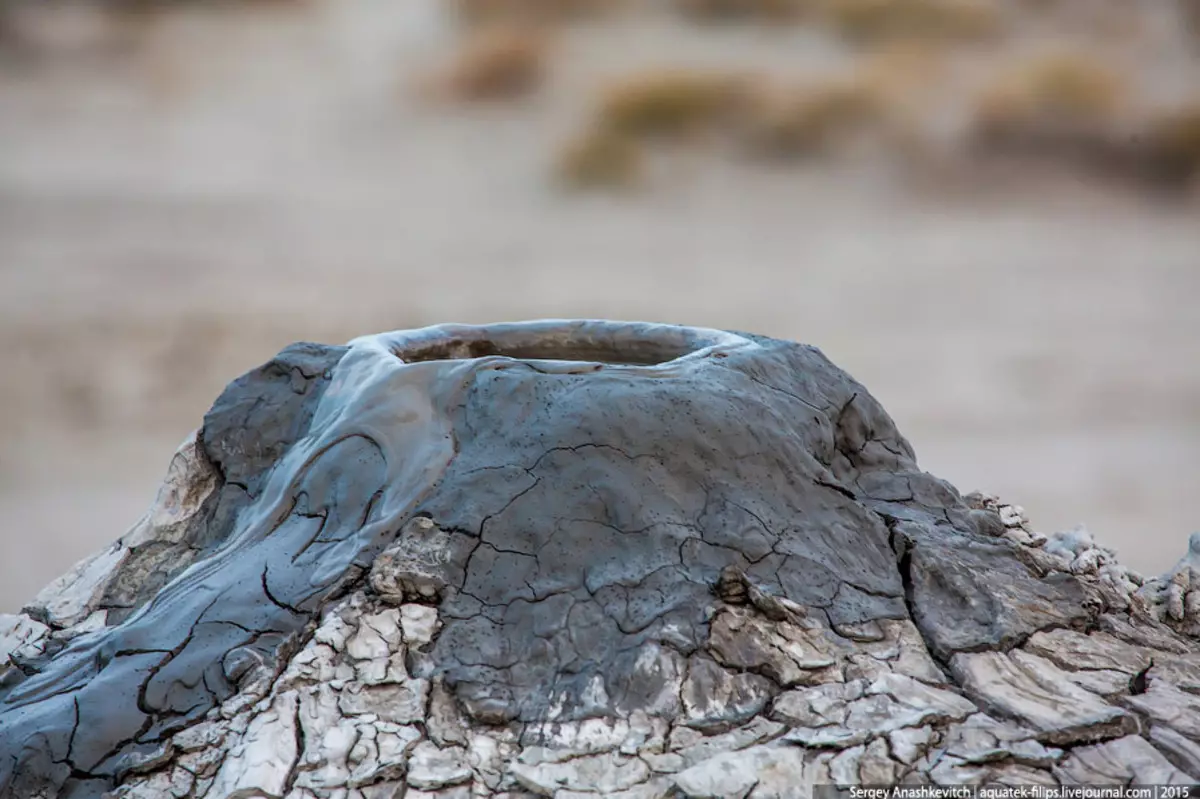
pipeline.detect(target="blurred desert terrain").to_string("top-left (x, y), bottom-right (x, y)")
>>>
top-left (0, 0), bottom-right (1197, 612)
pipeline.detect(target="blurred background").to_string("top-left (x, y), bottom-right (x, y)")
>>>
top-left (1, 0), bottom-right (1197, 612)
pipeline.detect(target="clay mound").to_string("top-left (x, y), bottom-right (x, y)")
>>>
top-left (1, 320), bottom-right (1198, 798)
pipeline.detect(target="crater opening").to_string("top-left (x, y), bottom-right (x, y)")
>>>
top-left (371, 321), bottom-right (746, 369)
top-left (397, 337), bottom-right (678, 366)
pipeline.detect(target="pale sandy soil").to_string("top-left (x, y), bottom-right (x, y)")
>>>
top-left (1, 0), bottom-right (1197, 612)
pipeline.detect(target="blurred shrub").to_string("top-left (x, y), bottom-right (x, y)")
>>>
top-left (738, 75), bottom-right (887, 156)
top-left (448, 0), bottom-right (621, 26)
top-left (673, 0), bottom-right (809, 24)
top-left (555, 128), bottom-right (643, 188)
top-left (969, 55), bottom-right (1200, 192)
top-left (738, 45), bottom-right (944, 159)
top-left (971, 52), bottom-right (1126, 147)
top-left (554, 68), bottom-right (747, 187)
top-left (597, 69), bottom-right (748, 138)
top-left (959, 52), bottom-right (1200, 192)
top-left (825, 0), bottom-right (1000, 44)
top-left (440, 25), bottom-right (550, 100)
top-left (1137, 102), bottom-right (1200, 189)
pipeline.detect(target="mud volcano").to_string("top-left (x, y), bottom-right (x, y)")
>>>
top-left (2, 320), bottom-right (1199, 798)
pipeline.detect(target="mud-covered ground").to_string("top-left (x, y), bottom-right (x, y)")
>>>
top-left (1, 0), bottom-right (1197, 611)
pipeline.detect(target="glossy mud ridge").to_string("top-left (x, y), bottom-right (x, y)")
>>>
top-left (2, 320), bottom-right (1199, 799)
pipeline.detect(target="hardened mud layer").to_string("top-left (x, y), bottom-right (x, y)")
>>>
top-left (1, 320), bottom-right (1198, 798)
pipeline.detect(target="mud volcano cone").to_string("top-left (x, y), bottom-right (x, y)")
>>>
top-left (2, 321), bottom-right (1199, 798)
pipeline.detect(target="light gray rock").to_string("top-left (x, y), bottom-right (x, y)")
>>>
top-left (1055, 735), bottom-right (1196, 784)
top-left (671, 744), bottom-right (810, 799)
top-left (681, 656), bottom-right (775, 729)
top-left (1122, 677), bottom-right (1200, 739)
top-left (510, 750), bottom-right (650, 795)
top-left (896, 526), bottom-right (1093, 662)
top-left (940, 713), bottom-right (1063, 767)
top-left (668, 716), bottom-right (787, 770)
top-left (887, 725), bottom-right (933, 765)
top-left (207, 691), bottom-right (299, 799)
top-left (1, 321), bottom-right (1197, 798)
top-left (0, 613), bottom-right (49, 667)
top-left (406, 742), bottom-right (473, 790)
top-left (1045, 526), bottom-right (1097, 561)
top-left (1172, 533), bottom-right (1200, 575)
top-left (949, 650), bottom-right (1138, 745)
top-left (771, 680), bottom-right (865, 728)
top-left (1023, 628), bottom-right (1150, 674)
top-left (778, 671), bottom-right (976, 751)
top-left (400, 604), bottom-right (440, 649)
top-left (1063, 668), bottom-right (1131, 696)
top-left (706, 607), bottom-right (839, 688)
top-left (1149, 725), bottom-right (1200, 776)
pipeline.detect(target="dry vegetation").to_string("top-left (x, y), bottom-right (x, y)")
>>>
top-left (821, 0), bottom-right (1000, 44)
top-left (966, 56), bottom-right (1200, 192)
top-left (559, 45), bottom-right (944, 182)
top-left (737, 74), bottom-right (887, 157)
top-left (673, 0), bottom-right (809, 24)
top-left (21, 0), bottom-right (1172, 196)
top-left (668, 0), bottom-right (1000, 41)
top-left (447, 0), bottom-right (622, 26)
top-left (975, 52), bottom-right (1126, 129)
top-left (550, 42), bottom-right (1200, 192)
top-left (552, 68), bottom-right (745, 186)
top-left (1137, 101), bottom-right (1200, 189)
top-left (413, 0), bottom-right (1200, 196)
top-left (555, 128), bottom-right (642, 188)
top-left (432, 25), bottom-right (551, 101)
top-left (969, 52), bottom-right (1128, 165)
top-left (596, 70), bottom-right (748, 138)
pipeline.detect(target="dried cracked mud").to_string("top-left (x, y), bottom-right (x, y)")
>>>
top-left (2, 321), bottom-right (1199, 798)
